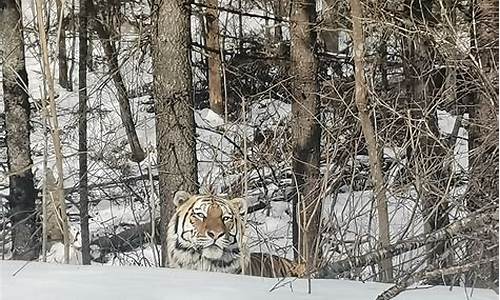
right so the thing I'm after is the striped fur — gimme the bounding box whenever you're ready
[247,252,305,278]
[166,191,303,278]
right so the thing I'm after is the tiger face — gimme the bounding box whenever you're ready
[167,191,248,273]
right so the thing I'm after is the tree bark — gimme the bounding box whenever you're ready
[350,0,393,282]
[466,0,499,286]
[468,0,499,210]
[79,0,90,265]
[319,0,339,54]
[152,0,199,267]
[290,0,322,270]
[272,1,284,43]
[0,0,39,260]
[44,169,63,242]
[205,0,224,115]
[56,0,69,89]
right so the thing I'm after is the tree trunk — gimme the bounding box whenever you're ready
[466,0,499,286]
[0,0,39,260]
[56,0,69,89]
[87,34,94,71]
[350,0,393,282]
[44,169,63,241]
[238,0,244,51]
[79,0,90,265]
[35,0,71,263]
[468,0,499,207]
[290,0,322,270]
[93,20,146,163]
[272,1,284,43]
[67,0,76,91]
[152,0,199,267]
[319,0,339,54]
[205,0,224,115]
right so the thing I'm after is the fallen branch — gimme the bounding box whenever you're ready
[322,209,498,276]
[376,257,499,300]
[90,221,160,261]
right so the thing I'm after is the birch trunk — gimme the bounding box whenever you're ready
[350,0,393,282]
[34,0,71,263]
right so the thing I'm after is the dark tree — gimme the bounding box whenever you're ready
[56,0,70,89]
[0,0,39,260]
[79,0,90,265]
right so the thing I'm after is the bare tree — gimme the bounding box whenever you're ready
[79,0,90,265]
[350,0,393,282]
[152,0,199,267]
[0,0,39,260]
[34,0,71,263]
[290,0,322,271]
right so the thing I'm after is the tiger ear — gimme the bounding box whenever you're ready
[173,191,191,207]
[229,197,247,216]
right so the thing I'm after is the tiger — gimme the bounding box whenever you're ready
[166,191,305,278]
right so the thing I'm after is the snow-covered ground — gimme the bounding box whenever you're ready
[0,260,496,300]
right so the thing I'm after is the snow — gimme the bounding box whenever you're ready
[0,261,496,300]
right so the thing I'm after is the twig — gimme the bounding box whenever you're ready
[191,1,287,23]
[12,260,31,277]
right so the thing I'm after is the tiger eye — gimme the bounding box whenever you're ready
[193,212,205,219]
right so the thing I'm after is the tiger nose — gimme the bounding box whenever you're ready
[207,230,224,240]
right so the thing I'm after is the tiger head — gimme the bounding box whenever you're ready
[166,191,248,273]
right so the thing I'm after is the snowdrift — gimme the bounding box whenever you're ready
[0,261,496,300]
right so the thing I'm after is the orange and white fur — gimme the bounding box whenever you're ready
[166,191,304,277]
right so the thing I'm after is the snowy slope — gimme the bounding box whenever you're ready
[0,261,496,300]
